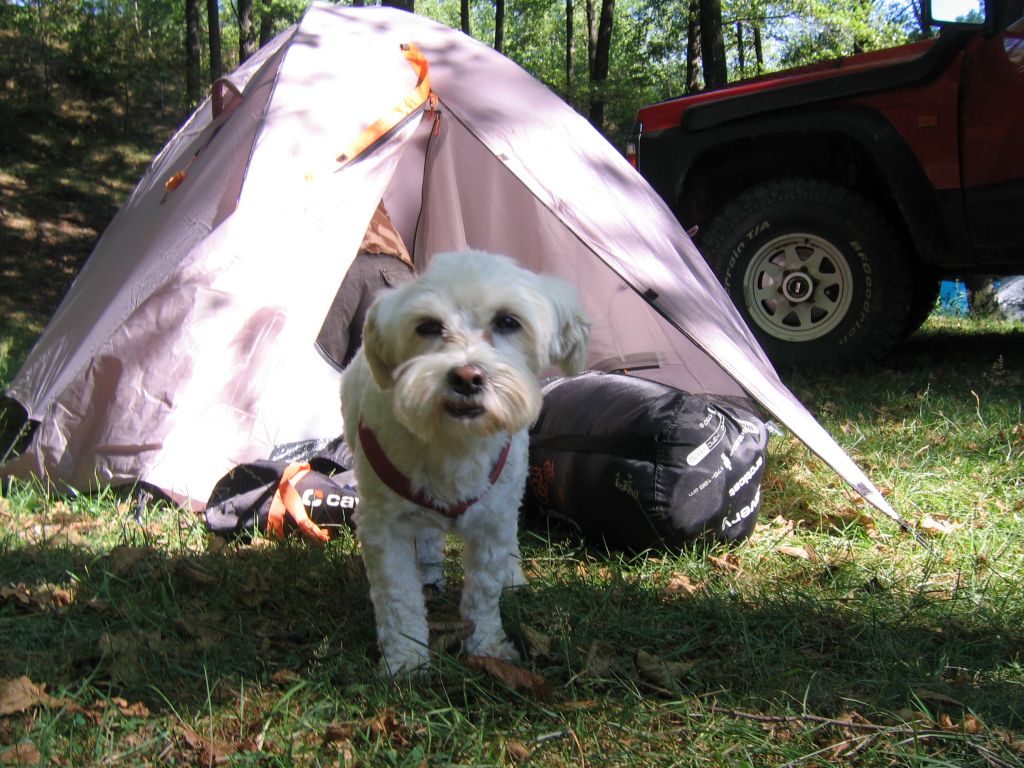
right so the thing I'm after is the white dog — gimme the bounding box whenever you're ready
[340,250,590,675]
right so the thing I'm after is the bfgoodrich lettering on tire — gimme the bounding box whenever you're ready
[699,177,911,368]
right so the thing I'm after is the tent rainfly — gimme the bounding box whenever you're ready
[0,3,913,536]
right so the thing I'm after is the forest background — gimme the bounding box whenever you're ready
[2,0,939,153]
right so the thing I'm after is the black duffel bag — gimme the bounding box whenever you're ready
[524,372,769,550]
[204,437,358,543]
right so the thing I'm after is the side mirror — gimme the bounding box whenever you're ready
[924,0,987,27]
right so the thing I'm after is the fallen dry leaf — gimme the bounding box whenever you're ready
[83,596,117,617]
[175,558,219,587]
[0,677,57,716]
[0,741,42,766]
[964,714,985,734]
[504,738,533,761]
[34,583,75,610]
[1,583,75,613]
[21,519,95,548]
[108,697,151,718]
[662,572,702,596]
[323,723,355,743]
[837,710,874,728]
[520,625,553,659]
[0,584,31,609]
[465,656,552,698]
[324,708,400,749]
[324,734,356,765]
[892,708,935,728]
[707,553,741,573]
[269,669,302,686]
[106,545,151,577]
[918,514,957,536]
[580,641,617,679]
[775,544,815,561]
[97,630,163,684]
[634,649,695,690]
[179,723,239,765]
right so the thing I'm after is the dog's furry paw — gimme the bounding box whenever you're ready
[465,634,520,662]
[378,648,431,677]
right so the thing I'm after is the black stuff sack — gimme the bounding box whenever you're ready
[524,372,768,550]
[204,438,358,543]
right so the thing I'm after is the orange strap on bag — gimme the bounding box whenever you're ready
[337,43,435,164]
[266,462,331,544]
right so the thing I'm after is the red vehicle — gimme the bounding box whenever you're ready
[628,0,1024,366]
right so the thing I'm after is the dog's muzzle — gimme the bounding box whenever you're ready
[445,364,487,419]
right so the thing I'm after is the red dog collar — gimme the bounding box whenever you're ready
[356,420,511,519]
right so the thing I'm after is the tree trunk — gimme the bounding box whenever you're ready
[207,0,222,81]
[460,0,471,35]
[753,23,763,73]
[259,0,274,47]
[585,0,597,73]
[911,0,929,35]
[494,0,505,53]
[685,0,701,92]
[565,0,575,98]
[382,0,415,11]
[587,0,613,131]
[238,0,256,63]
[735,21,744,76]
[185,0,202,105]
[698,0,727,89]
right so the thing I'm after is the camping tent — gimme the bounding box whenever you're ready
[0,3,910,533]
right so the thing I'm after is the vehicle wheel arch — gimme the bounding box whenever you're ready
[674,106,950,269]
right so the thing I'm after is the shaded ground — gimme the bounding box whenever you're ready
[0,87,180,331]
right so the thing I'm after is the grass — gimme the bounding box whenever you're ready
[2,84,1024,766]
[2,325,1022,768]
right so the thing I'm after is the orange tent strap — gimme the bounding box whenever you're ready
[164,170,188,192]
[266,463,331,544]
[162,153,200,200]
[337,43,433,164]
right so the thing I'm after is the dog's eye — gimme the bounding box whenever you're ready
[493,314,522,334]
[415,319,444,337]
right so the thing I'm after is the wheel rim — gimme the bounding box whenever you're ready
[742,233,855,343]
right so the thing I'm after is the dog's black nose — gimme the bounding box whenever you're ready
[449,365,487,396]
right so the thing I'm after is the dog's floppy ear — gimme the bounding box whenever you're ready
[544,280,592,376]
[361,298,396,389]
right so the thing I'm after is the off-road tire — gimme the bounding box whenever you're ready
[699,178,911,368]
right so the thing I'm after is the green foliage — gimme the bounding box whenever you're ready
[1,0,184,121]
[776,0,922,67]
[2,0,929,142]
[411,0,926,140]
